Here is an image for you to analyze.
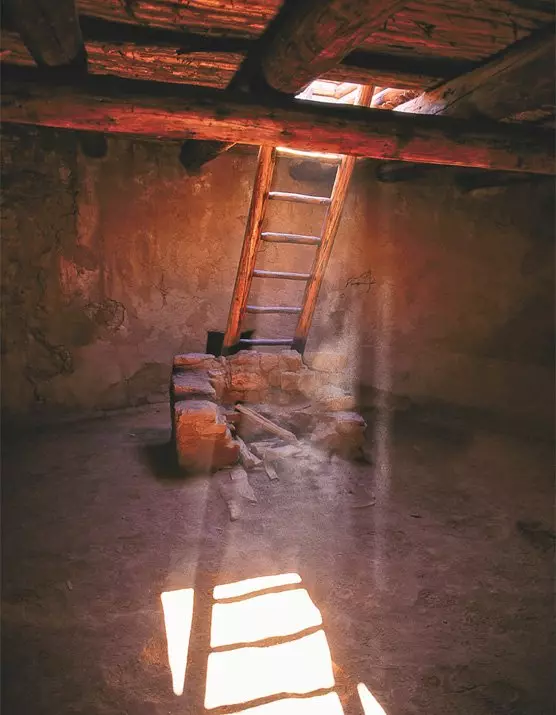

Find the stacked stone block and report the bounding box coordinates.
[171,350,367,472]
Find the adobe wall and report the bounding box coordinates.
[2,125,553,430]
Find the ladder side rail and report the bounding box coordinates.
[292,153,357,353]
[222,145,277,353]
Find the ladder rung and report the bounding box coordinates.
[268,191,331,206]
[253,269,311,281]
[246,305,302,314]
[261,232,321,246]
[239,338,293,346]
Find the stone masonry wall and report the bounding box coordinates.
[171,350,366,472]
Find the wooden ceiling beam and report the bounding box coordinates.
[177,0,408,171]
[4,0,85,69]
[2,15,480,91]
[396,24,555,120]
[375,24,555,182]
[0,26,480,92]
[372,88,420,110]
[2,69,553,175]
[260,0,408,95]
[3,1,110,159]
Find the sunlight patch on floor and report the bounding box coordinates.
[210,588,322,647]
[160,588,194,696]
[204,630,335,709]
[213,573,302,600]
[358,683,388,714]
[235,692,344,714]
[162,573,387,714]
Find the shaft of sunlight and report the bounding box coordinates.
[160,588,194,696]
[357,683,388,714]
[211,588,322,648]
[205,630,335,709]
[235,692,344,714]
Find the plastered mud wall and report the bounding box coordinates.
[1,125,553,428]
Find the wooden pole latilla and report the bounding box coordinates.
[396,24,555,121]
[222,145,277,352]
[177,0,406,171]
[375,26,556,183]
[292,85,375,354]
[4,0,86,69]
[260,0,407,94]
[3,70,552,174]
[235,404,299,443]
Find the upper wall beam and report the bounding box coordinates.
[260,0,407,94]
[2,69,553,175]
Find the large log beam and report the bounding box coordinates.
[375,24,556,182]
[2,24,475,91]
[260,0,407,95]
[178,0,407,171]
[2,69,553,175]
[3,1,110,159]
[396,24,555,121]
[3,0,85,69]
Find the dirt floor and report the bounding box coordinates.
[1,402,554,715]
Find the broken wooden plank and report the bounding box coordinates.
[377,25,556,182]
[372,87,420,110]
[396,24,555,122]
[260,0,408,94]
[2,69,553,174]
[222,145,276,353]
[230,465,258,503]
[236,437,262,470]
[235,404,299,444]
[263,460,279,482]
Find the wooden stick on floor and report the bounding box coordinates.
[235,404,299,443]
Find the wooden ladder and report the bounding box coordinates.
[223,87,373,355]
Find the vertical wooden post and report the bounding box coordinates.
[292,85,375,354]
[222,145,277,353]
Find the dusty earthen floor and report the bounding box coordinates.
[2,403,554,715]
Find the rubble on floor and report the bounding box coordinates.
[170,350,368,477]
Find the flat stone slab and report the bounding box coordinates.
[172,369,216,400]
[173,400,239,471]
[173,353,221,371]
[315,385,356,412]
[173,399,221,425]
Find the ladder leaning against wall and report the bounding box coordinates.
[222,85,374,356]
